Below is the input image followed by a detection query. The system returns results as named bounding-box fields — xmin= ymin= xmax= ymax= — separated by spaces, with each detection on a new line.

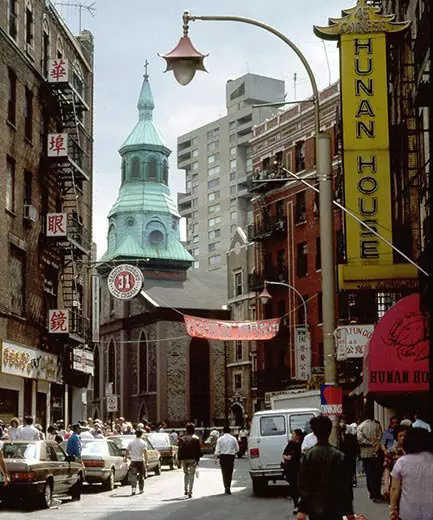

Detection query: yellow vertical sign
xmin=314 ymin=1 xmax=411 ymax=287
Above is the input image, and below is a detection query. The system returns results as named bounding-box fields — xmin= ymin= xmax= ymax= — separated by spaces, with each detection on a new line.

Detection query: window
xmin=10 ymin=246 xmax=25 ymax=315
xmin=193 ymin=223 xmax=199 ymax=234
xmin=208 ymin=165 xmax=220 ymax=177
xmin=230 ymin=159 xmax=236 ymax=171
xmin=295 ymin=141 xmax=305 ymax=172
xmin=186 ymin=180 xmax=192 ymax=191
xmin=192 ymin=149 xmax=199 ymax=157
xmin=24 ymin=170 xmax=32 ymax=204
xmin=131 ymin=158 xmax=140 ymax=179
xmin=8 ymin=0 xmax=18 ymax=40
xmin=193 ymin=235 xmax=199 ymax=243
xmin=289 ymin=414 xmax=314 ymax=434
xmin=230 ymin=172 xmax=236 ymax=182
xmin=231 ymin=82 xmax=245 ymax=100
xmin=260 ymin=415 xmax=286 ymax=436
xmin=193 ymin=248 xmax=199 ymax=257
xmin=295 ymin=191 xmax=306 ymax=223
xmin=193 ymin=261 xmax=199 ymax=269
xmin=43 ymin=20 xmax=50 ymax=76
xmin=208 ymin=243 xmax=217 ymax=253
xmin=234 ymin=374 xmax=242 ymax=390
xmin=229 ymin=121 xmax=236 ymax=131
xmin=192 ymin=161 xmax=199 ymax=170
xmin=276 ymin=200 xmax=284 ymax=219
xmin=8 ymin=69 xmax=17 ymax=125
xmin=208 ymin=203 xmax=220 ymax=214
xmin=376 ymin=292 xmax=398 ymax=319
xmin=6 ymin=156 xmax=15 ymax=213
xmin=230 ymin=185 xmax=237 ymax=195
xmin=207 ymin=127 xmax=220 ymax=140
xmin=317 ymin=292 xmax=323 ymax=323
xmin=209 ymin=255 xmax=221 ymax=266
xmin=208 ymin=229 xmax=221 ymax=241
xmin=316 ymin=236 xmax=321 ymax=270
xmin=208 ymin=153 xmax=219 ymax=165
xmin=52 ymin=443 xmax=66 ymax=462
xmin=234 ymin=271 xmax=242 ymax=296
xmin=313 ymin=190 xmax=320 ymax=217
xmin=230 ymin=146 xmax=236 ymax=157
xmin=148 ymin=158 xmax=157 ymax=180
xmin=318 ymin=342 xmax=324 ymax=367
xmin=246 ymin=158 xmax=253 ymax=172
xmin=191 ymin=136 xmax=198 ymax=147
xmin=56 ymin=35 xmax=64 ymax=58
xmin=192 ymin=185 xmax=198 ymax=195
xmin=235 ymin=341 xmax=243 ymax=361
xmin=24 ymin=88 xmax=33 ymax=141
xmin=163 ymin=160 xmax=169 ymax=184
xmin=298 ymin=295 xmax=308 ymax=325
xmin=208 ymin=216 xmax=220 ymax=227
xmin=230 ymin=198 xmax=237 ymax=208
xmin=297 ymin=242 xmax=308 ymax=277
xmin=25 ymin=1 xmax=33 ymax=48
xmin=207 ymin=141 xmax=219 ymax=153
xmin=231 ymin=224 xmax=237 ymax=235
xmin=229 ymin=133 xmax=236 ymax=144
xmin=208 ymin=178 xmax=219 ymax=189
xmin=230 ymin=210 xmax=237 ymax=222
xmin=208 ymin=191 xmax=220 ymax=202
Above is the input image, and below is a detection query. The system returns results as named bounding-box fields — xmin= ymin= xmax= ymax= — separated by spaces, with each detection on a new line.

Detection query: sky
xmin=55 ymin=0 xmax=351 ymax=258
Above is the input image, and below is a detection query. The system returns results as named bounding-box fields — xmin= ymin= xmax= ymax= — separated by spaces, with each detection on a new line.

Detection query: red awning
xmin=363 ymin=293 xmax=429 ymax=394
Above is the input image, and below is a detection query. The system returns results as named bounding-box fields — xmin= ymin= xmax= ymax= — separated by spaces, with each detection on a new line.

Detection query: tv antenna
xmin=53 ymin=1 xmax=96 ymax=32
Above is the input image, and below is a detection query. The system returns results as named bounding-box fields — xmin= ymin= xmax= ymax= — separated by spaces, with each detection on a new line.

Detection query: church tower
xmin=101 ymin=65 xmax=193 ymax=272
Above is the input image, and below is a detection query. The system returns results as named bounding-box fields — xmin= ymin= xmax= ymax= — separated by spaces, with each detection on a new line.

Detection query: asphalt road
xmin=0 ymin=455 xmax=389 ymax=520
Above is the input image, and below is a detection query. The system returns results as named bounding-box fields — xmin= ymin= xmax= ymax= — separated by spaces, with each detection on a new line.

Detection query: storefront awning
xmin=363 ymin=293 xmax=429 ymax=395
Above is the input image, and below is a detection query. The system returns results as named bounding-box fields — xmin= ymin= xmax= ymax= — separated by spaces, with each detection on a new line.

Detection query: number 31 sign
xmin=107 ymin=264 xmax=143 ymax=300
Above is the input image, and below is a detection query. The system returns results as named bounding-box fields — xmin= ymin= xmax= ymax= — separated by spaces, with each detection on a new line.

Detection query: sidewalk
xmin=352 ymin=475 xmax=388 ymax=519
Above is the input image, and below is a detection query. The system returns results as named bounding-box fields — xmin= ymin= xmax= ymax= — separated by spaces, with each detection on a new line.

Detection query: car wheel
xmin=38 ymin=480 xmax=53 ymax=509
xmin=252 ymin=477 xmax=268 ymax=497
xmin=103 ymin=469 xmax=115 ymax=491
xmin=154 ymin=460 xmax=161 ymax=476
xmin=71 ymin=474 xmax=83 ymax=501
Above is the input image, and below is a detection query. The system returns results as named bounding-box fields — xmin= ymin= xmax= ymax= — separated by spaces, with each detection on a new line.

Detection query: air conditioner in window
xmin=23 ymin=204 xmax=38 ymax=222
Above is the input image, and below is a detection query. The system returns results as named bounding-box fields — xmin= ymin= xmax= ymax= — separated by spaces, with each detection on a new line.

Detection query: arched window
xmin=42 ymin=16 xmax=50 ymax=77
xmin=72 ymin=60 xmax=85 ymax=106
xmin=162 ymin=160 xmax=169 ymax=184
xmin=121 ymin=159 xmax=126 ymax=183
xmin=56 ymin=35 xmax=64 ymax=58
xmin=148 ymin=158 xmax=157 ymax=180
xmin=131 ymin=157 xmax=140 ymax=179
xmin=107 ymin=340 xmax=115 ymax=392
xmin=139 ymin=332 xmax=148 ymax=393
xmin=108 ymin=224 xmax=116 ymax=253
xmin=25 ymin=0 xmax=34 ymax=50
xmin=93 ymin=347 xmax=100 ymax=398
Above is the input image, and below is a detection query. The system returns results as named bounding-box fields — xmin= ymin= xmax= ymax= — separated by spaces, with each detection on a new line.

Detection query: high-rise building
xmin=177 ymin=73 xmax=285 ymax=273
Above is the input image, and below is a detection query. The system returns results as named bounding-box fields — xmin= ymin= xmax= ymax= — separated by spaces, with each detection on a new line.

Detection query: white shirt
xmin=171 ymin=432 xmax=178 ymax=442
xmin=412 ymin=419 xmax=431 ymax=432
xmin=8 ymin=427 xmax=19 ymax=441
xmin=80 ymin=431 xmax=94 ymax=440
xmin=215 ymin=433 xmax=239 ymax=456
xmin=127 ymin=438 xmax=147 ymax=462
xmin=239 ymin=429 xmax=248 ymax=439
xmin=18 ymin=425 xmax=40 ymax=441
xmin=301 ymin=432 xmax=317 ymax=453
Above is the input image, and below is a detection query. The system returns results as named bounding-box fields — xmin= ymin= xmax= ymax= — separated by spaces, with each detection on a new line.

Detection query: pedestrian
xmin=383 ymin=425 xmax=407 ymax=498
xmin=66 ymin=424 xmax=82 ymax=460
xmin=126 ymin=429 xmax=148 ymax=495
xmin=178 ymin=422 xmax=202 ymax=498
xmin=171 ymin=429 xmax=178 ymax=442
xmin=0 ymin=439 xmax=9 ymax=487
xmin=297 ymin=415 xmax=356 ymax=520
xmin=389 ymin=427 xmax=433 ymax=520
xmin=412 ymin=410 xmax=431 ymax=432
xmin=301 ymin=431 xmax=317 ymax=453
xmin=282 ymin=429 xmax=303 ymax=514
xmin=214 ymin=425 xmax=239 ymax=495
xmin=339 ymin=418 xmax=358 ymax=487
xmin=381 ymin=416 xmax=400 ymax=499
xmin=8 ymin=418 xmax=20 ymax=441
xmin=357 ymin=408 xmax=384 ymax=502
xmin=18 ymin=416 xmax=40 ymax=441
xmin=35 ymin=424 xmax=45 ymax=440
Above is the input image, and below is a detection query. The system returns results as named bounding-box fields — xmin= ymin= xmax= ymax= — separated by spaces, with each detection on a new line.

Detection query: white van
xmin=248 ymin=408 xmax=319 ymax=496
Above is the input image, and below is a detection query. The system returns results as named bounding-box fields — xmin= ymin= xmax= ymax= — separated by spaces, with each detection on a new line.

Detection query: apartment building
xmin=177 ymin=73 xmax=285 ymax=273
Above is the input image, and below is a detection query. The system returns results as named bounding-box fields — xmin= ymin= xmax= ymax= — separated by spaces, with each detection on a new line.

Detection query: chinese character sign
xmin=1 ymin=341 xmax=59 ymax=382
xmin=295 ymin=326 xmax=311 ymax=381
xmin=46 ymin=213 xmax=67 ymax=237
xmin=336 ymin=325 xmax=375 ymax=361
xmin=47 ymin=133 xmax=68 ymax=157
xmin=47 ymin=58 xmax=69 ymax=83
xmin=49 ymin=309 xmax=69 ymax=334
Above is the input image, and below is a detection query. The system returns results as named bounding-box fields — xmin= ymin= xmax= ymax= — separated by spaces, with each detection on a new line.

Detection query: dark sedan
xmin=0 ymin=440 xmax=84 ymax=509
xmin=147 ymin=433 xmax=179 ymax=470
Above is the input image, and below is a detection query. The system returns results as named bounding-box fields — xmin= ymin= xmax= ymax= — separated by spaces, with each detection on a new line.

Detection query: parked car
xmin=248 ymin=408 xmax=319 ymax=496
xmin=0 ymin=440 xmax=84 ymax=509
xmin=147 ymin=433 xmax=179 ymax=470
xmin=61 ymin=439 xmax=129 ymax=490
xmin=110 ymin=436 xmax=162 ymax=477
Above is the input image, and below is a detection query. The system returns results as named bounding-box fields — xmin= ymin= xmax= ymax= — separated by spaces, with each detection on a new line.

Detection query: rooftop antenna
xmin=53 ymin=1 xmax=96 ymax=32
xmin=322 ymin=40 xmax=332 ymax=86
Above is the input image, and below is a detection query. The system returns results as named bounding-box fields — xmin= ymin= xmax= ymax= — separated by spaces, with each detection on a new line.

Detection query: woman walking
xmin=282 ymin=429 xmax=303 ymax=515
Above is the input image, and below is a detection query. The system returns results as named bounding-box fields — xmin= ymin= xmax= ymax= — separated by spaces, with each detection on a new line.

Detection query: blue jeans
xmin=130 ymin=461 xmax=144 ymax=492
xmin=362 ymin=457 xmax=382 ymax=499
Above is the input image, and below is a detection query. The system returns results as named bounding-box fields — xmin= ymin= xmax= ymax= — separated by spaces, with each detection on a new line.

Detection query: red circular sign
xmin=107 ymin=264 xmax=143 ymax=300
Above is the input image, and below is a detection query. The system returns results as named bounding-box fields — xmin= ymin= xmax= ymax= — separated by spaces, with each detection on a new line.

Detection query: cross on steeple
xmin=144 ymin=59 xmax=149 ymax=78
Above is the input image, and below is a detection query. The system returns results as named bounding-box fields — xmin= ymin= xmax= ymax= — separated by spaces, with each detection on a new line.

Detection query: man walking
xmin=178 ymin=423 xmax=201 ymax=498
xmin=18 ymin=416 xmax=40 ymax=441
xmin=297 ymin=416 xmax=355 ymax=520
xmin=214 ymin=425 xmax=239 ymax=495
xmin=66 ymin=424 xmax=82 ymax=460
xmin=357 ymin=409 xmax=383 ymax=502
xmin=126 ymin=429 xmax=147 ymax=495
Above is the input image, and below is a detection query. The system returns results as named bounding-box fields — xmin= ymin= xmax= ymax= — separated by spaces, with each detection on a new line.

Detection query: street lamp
xmin=259 ymin=281 xmax=308 ymax=331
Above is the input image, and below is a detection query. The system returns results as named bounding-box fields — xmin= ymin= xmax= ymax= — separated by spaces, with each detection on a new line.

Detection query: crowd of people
xmin=280 ymin=411 xmax=432 ymax=520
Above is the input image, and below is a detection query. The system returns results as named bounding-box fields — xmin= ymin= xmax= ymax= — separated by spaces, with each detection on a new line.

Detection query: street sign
xmin=106 ymin=395 xmax=118 ymax=413
xmin=335 ymin=325 xmax=374 ymax=361
xmin=105 ymin=382 xmax=113 ymax=396
xmin=294 ymin=326 xmax=311 ymax=381
xmin=107 ymin=264 xmax=143 ymax=300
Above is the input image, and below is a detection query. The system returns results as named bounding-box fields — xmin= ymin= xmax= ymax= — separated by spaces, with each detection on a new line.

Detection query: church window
xmin=163 ymin=160 xmax=169 ymax=184
xmin=121 ymin=160 xmax=126 ymax=183
xmin=108 ymin=224 xmax=116 ymax=253
xmin=131 ymin=157 xmax=140 ymax=179
xmin=148 ymin=157 xmax=157 ymax=180
xmin=149 ymin=230 xmax=164 ymax=245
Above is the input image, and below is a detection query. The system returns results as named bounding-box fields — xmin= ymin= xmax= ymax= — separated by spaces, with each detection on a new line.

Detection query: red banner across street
xmin=184 ymin=315 xmax=280 ymax=341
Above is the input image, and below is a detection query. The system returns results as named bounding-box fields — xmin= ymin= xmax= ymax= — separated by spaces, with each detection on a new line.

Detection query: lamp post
xmin=161 ymin=11 xmax=338 ymax=431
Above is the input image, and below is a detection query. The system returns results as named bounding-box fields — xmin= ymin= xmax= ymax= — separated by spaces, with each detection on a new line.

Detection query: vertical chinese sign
xmin=314 ymin=1 xmax=410 ymax=288
xmin=295 ymin=326 xmax=311 ymax=381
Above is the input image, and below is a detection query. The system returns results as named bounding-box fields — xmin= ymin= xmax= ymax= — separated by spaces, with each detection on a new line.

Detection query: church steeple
xmin=137 ymin=60 xmax=155 ymax=121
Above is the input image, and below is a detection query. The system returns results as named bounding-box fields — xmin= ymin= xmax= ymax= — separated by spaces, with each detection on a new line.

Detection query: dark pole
xmin=429 ymin=107 xmax=433 ymax=425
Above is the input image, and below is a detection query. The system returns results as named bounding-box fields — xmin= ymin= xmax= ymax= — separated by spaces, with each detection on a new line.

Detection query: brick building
xmin=0 ymin=0 xmax=94 ymax=427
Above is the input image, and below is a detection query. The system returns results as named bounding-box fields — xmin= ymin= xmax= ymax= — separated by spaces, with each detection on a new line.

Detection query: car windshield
xmin=2 ymin=442 xmax=38 ymax=460
xmin=148 ymin=434 xmax=169 ymax=447
xmin=111 ymin=437 xmax=130 ymax=449
xmin=81 ymin=441 xmax=108 ymax=455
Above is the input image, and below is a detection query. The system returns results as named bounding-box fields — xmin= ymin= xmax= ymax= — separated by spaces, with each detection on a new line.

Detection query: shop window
xmin=8 ymin=68 xmax=17 ymax=125
xmin=297 ymin=242 xmax=308 ymax=278
xmin=295 ymin=191 xmax=306 ymax=223
xmin=316 ymin=236 xmax=321 ymax=270
xmin=295 ymin=141 xmax=305 ymax=172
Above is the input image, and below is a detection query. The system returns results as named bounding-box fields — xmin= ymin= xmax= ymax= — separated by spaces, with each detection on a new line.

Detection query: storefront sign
xmin=1 ymin=341 xmax=59 ymax=383
xmin=295 ymin=327 xmax=311 ymax=381
xmin=314 ymin=1 xmax=410 ymax=287
xmin=72 ymin=348 xmax=94 ymax=375
xmin=363 ymin=293 xmax=429 ymax=394
xmin=320 ymin=384 xmax=343 ymax=415
xmin=336 ymin=325 xmax=374 ymax=361
xmin=107 ymin=264 xmax=143 ymax=300
xmin=184 ymin=315 xmax=280 ymax=341
xmin=48 ymin=309 xmax=69 ymax=333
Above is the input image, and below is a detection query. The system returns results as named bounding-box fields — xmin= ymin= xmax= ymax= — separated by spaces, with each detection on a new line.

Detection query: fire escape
xmin=45 ymin=58 xmax=91 ymax=344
